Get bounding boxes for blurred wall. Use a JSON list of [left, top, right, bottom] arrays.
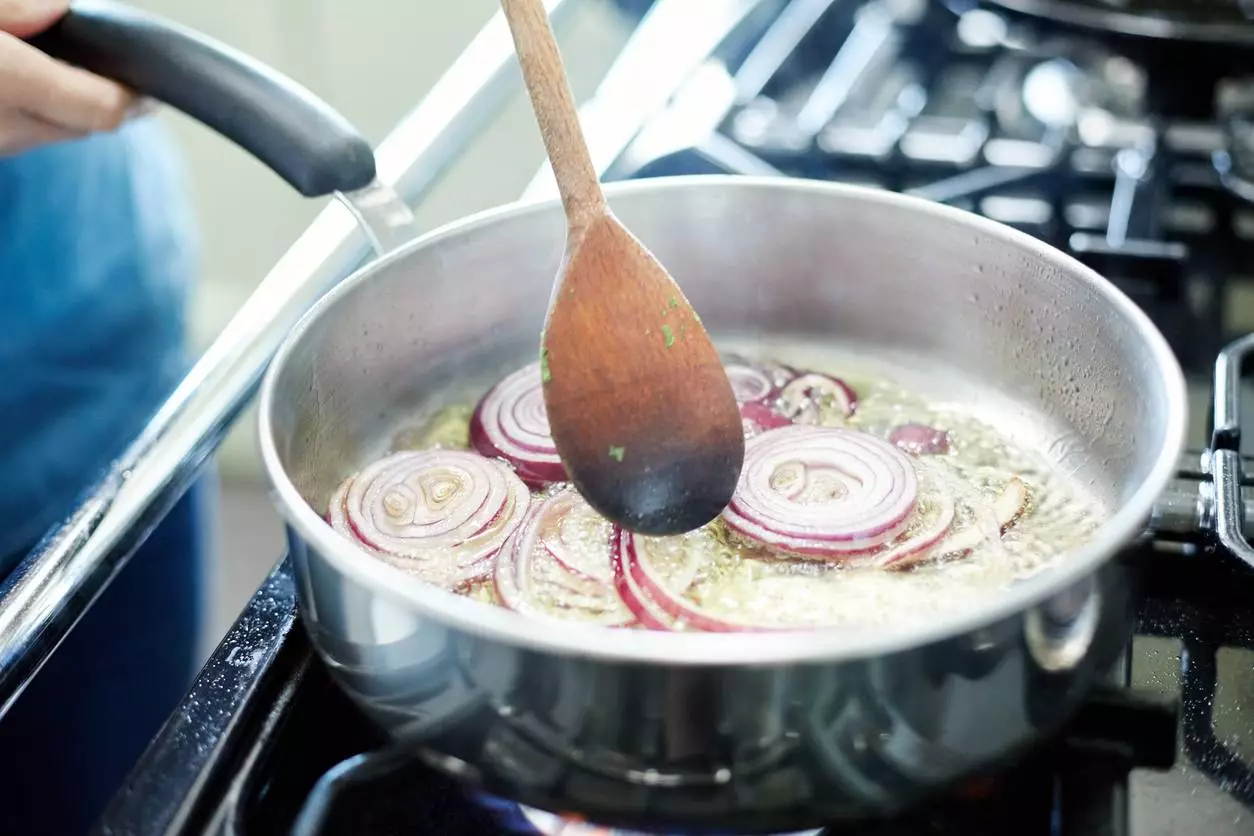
[[131, 0, 629, 482]]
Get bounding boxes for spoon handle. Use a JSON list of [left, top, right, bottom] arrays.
[[500, 0, 605, 228]]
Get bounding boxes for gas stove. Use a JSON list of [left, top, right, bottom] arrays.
[[95, 0, 1254, 834]]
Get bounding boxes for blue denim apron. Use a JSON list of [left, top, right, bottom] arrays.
[[0, 118, 208, 835]]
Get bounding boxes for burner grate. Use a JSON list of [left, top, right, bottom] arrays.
[[605, 0, 1254, 377]]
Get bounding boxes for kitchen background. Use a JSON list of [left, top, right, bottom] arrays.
[[127, 0, 631, 653]]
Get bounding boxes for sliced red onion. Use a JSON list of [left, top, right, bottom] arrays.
[[725, 362, 777, 405], [620, 529, 779, 632], [724, 426, 918, 558], [740, 400, 793, 438], [778, 373, 857, 424], [725, 360, 795, 436], [939, 477, 1028, 555], [337, 449, 529, 589], [327, 478, 355, 540], [470, 362, 566, 487], [721, 354, 797, 386], [876, 493, 957, 569], [889, 423, 951, 456], [494, 490, 633, 625], [539, 491, 616, 586], [759, 359, 799, 388], [996, 477, 1028, 527], [610, 528, 675, 630]]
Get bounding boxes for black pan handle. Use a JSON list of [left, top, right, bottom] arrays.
[[29, 0, 376, 197]]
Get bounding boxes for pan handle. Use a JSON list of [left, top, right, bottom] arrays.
[[30, 0, 376, 198]]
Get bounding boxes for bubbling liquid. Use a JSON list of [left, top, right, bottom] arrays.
[[360, 346, 1108, 632]]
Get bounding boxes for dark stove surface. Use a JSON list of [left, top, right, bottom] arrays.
[[603, 0, 1254, 402], [99, 0, 1254, 833]]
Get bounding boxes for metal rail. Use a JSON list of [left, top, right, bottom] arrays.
[[0, 0, 588, 718]]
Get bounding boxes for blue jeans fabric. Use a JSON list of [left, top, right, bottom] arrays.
[[0, 118, 207, 834], [0, 478, 209, 836], [0, 118, 197, 559]]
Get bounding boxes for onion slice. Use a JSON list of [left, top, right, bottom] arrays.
[[611, 528, 675, 631], [494, 489, 634, 625], [722, 355, 797, 388], [778, 373, 858, 424], [889, 423, 950, 456], [336, 449, 530, 589], [740, 400, 792, 438], [725, 362, 777, 405], [939, 477, 1029, 555], [726, 359, 795, 437], [620, 528, 783, 632], [327, 478, 356, 540], [470, 362, 567, 486], [876, 492, 957, 569], [724, 426, 919, 558]]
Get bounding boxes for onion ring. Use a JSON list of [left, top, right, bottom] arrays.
[[940, 477, 1028, 555], [876, 492, 957, 569], [471, 362, 567, 486], [611, 528, 675, 630], [740, 400, 793, 438], [621, 529, 784, 632], [724, 426, 919, 558], [778, 373, 858, 424], [889, 423, 951, 456], [336, 449, 530, 589], [494, 489, 633, 625], [726, 362, 777, 405]]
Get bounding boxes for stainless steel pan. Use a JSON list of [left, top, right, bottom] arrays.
[[263, 177, 1185, 831], [39, 2, 1187, 831]]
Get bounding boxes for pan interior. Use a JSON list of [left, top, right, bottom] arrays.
[[261, 177, 1184, 656]]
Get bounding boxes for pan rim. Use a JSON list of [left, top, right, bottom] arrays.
[[258, 174, 1188, 666]]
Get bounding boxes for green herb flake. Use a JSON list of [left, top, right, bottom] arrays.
[[539, 346, 552, 383], [661, 324, 675, 348], [608, 445, 626, 462], [669, 295, 678, 309]]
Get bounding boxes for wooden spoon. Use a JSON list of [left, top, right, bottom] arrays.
[[500, 0, 744, 536]]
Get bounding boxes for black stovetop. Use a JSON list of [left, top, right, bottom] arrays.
[[604, 0, 1254, 388], [97, 0, 1254, 832]]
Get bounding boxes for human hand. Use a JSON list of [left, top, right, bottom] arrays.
[[0, 0, 138, 154]]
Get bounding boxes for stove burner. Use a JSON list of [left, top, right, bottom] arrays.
[[977, 0, 1254, 45], [505, 801, 822, 835], [273, 679, 1175, 836]]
